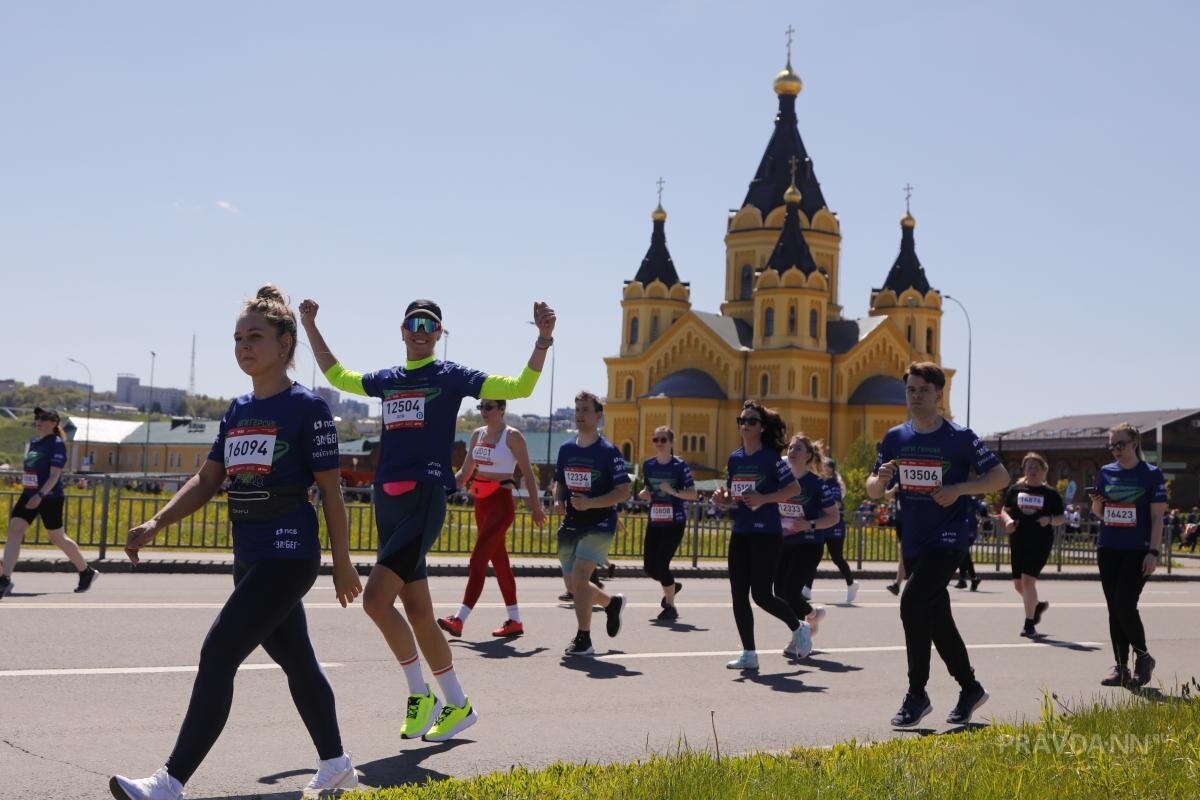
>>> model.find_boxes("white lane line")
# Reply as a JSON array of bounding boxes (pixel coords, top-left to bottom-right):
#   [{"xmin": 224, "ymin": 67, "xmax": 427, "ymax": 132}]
[
  {"xmin": 5, "ymin": 601, "xmax": 1200, "ymax": 610},
  {"xmin": 596, "ymin": 642, "xmax": 1104, "ymax": 662},
  {"xmin": 0, "ymin": 662, "xmax": 342, "ymax": 678}
]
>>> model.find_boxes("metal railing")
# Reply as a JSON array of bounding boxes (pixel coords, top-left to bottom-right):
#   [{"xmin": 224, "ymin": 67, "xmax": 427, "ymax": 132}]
[{"xmin": 0, "ymin": 473, "xmax": 1175, "ymax": 573}]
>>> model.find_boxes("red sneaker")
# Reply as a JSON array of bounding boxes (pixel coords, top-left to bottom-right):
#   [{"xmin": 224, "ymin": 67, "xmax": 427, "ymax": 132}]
[
  {"xmin": 492, "ymin": 619, "xmax": 524, "ymax": 638},
  {"xmin": 437, "ymin": 616, "xmax": 464, "ymax": 637}
]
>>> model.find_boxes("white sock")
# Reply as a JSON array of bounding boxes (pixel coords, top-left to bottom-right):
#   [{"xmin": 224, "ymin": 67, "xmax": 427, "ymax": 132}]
[
  {"xmin": 506, "ymin": 604, "xmax": 521, "ymax": 622},
  {"xmin": 457, "ymin": 604, "xmax": 472, "ymax": 623},
  {"xmin": 400, "ymin": 655, "xmax": 426, "ymax": 695},
  {"xmin": 320, "ymin": 753, "xmax": 351, "ymax": 770},
  {"xmin": 432, "ymin": 663, "xmax": 467, "ymax": 707}
]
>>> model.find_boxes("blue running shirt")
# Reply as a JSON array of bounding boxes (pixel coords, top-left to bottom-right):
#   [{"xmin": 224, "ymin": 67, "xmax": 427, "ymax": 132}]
[
  {"xmin": 780, "ymin": 471, "xmax": 836, "ymax": 544},
  {"xmin": 1096, "ymin": 461, "xmax": 1167, "ymax": 550},
  {"xmin": 556, "ymin": 436, "xmax": 630, "ymax": 533},
  {"xmin": 642, "ymin": 456, "xmax": 695, "ymax": 526},
  {"xmin": 726, "ymin": 447, "xmax": 795, "ymax": 534},
  {"xmin": 22, "ymin": 435, "xmax": 67, "ymax": 497}
]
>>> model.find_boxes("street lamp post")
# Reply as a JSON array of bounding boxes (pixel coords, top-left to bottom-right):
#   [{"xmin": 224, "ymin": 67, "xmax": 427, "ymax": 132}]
[
  {"xmin": 67, "ymin": 357, "xmax": 93, "ymax": 472},
  {"xmin": 942, "ymin": 293, "xmax": 973, "ymax": 429},
  {"xmin": 144, "ymin": 351, "xmax": 156, "ymax": 475},
  {"xmin": 442, "ymin": 329, "xmax": 450, "ymax": 362}
]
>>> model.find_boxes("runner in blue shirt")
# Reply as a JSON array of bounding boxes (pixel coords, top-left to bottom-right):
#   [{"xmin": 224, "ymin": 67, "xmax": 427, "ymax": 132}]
[
  {"xmin": 816, "ymin": 457, "xmax": 860, "ymax": 604},
  {"xmin": 712, "ymin": 401, "xmax": 816, "ymax": 671},
  {"xmin": 555, "ymin": 391, "xmax": 632, "ymax": 655},
  {"xmin": 1087, "ymin": 422, "xmax": 1167, "ymax": 688},
  {"xmin": 638, "ymin": 426, "xmax": 698, "ymax": 621},
  {"xmin": 867, "ymin": 362, "xmax": 1009, "ymax": 728},
  {"xmin": 112, "ymin": 285, "xmax": 362, "ymax": 800},
  {"xmin": 301, "ymin": 295, "xmax": 555, "ymax": 741},
  {"xmin": 1, "ymin": 407, "xmax": 99, "ymax": 598}
]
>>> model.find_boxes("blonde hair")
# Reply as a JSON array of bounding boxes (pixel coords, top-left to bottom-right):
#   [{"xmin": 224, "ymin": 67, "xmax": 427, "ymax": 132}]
[
  {"xmin": 241, "ymin": 284, "xmax": 298, "ymax": 368},
  {"xmin": 1109, "ymin": 422, "xmax": 1143, "ymax": 459},
  {"xmin": 788, "ymin": 433, "xmax": 824, "ymax": 469},
  {"xmin": 1014, "ymin": 451, "xmax": 1049, "ymax": 486}
]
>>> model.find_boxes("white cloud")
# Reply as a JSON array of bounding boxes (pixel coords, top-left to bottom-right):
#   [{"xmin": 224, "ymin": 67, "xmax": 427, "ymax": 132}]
[{"xmin": 214, "ymin": 200, "xmax": 240, "ymax": 214}]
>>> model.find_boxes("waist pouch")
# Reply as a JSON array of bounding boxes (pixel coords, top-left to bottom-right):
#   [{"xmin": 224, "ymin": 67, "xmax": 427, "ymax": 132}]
[
  {"xmin": 471, "ymin": 476, "xmax": 517, "ymax": 499},
  {"xmin": 227, "ymin": 486, "xmax": 310, "ymax": 523}
]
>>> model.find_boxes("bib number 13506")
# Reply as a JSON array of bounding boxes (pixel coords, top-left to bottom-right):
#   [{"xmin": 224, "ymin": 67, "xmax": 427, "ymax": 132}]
[{"xmin": 898, "ymin": 459, "xmax": 942, "ymax": 493}]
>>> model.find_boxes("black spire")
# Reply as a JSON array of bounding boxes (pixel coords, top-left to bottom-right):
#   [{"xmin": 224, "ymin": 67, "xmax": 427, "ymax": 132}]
[
  {"xmin": 765, "ymin": 184, "xmax": 820, "ymax": 276},
  {"xmin": 743, "ymin": 92, "xmax": 828, "ymax": 221},
  {"xmin": 630, "ymin": 207, "xmax": 682, "ymax": 287},
  {"xmin": 879, "ymin": 215, "xmax": 931, "ymax": 294}
]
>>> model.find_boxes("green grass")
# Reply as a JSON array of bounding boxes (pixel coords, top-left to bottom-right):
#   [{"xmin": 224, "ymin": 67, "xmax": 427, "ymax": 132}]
[{"xmin": 343, "ymin": 690, "xmax": 1200, "ymax": 800}]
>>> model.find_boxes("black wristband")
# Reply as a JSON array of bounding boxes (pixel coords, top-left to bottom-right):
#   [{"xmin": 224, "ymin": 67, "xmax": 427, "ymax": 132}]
[{"xmin": 1148, "ymin": 548, "xmax": 1159, "ymax": 557}]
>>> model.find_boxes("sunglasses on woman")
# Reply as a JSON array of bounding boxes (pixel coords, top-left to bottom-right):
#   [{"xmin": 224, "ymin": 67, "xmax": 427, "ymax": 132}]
[
  {"xmin": 403, "ymin": 316, "xmax": 441, "ymax": 334},
  {"xmin": 652, "ymin": 437, "xmax": 670, "ymax": 444},
  {"xmin": 477, "ymin": 403, "xmax": 500, "ymax": 412},
  {"xmin": 736, "ymin": 417, "xmax": 761, "ymax": 427}
]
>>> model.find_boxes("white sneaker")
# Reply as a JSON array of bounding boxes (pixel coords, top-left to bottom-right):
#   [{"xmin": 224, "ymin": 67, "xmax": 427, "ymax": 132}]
[
  {"xmin": 846, "ymin": 581, "xmax": 860, "ymax": 604},
  {"xmin": 801, "ymin": 585, "xmax": 813, "ymax": 600},
  {"xmin": 302, "ymin": 753, "xmax": 359, "ymax": 798},
  {"xmin": 805, "ymin": 605, "xmax": 827, "ymax": 636},
  {"xmin": 788, "ymin": 621, "xmax": 813, "ymax": 659},
  {"xmin": 109, "ymin": 767, "xmax": 183, "ymax": 800},
  {"xmin": 726, "ymin": 650, "xmax": 759, "ymax": 670}
]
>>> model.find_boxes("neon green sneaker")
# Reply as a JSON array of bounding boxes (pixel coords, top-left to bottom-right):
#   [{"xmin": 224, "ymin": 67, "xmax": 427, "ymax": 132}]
[
  {"xmin": 422, "ymin": 698, "xmax": 478, "ymax": 742},
  {"xmin": 401, "ymin": 685, "xmax": 442, "ymax": 739}
]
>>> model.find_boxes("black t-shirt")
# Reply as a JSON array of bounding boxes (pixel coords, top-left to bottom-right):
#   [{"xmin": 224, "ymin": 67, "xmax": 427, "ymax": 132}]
[{"xmin": 1003, "ymin": 484, "xmax": 1064, "ymax": 539}]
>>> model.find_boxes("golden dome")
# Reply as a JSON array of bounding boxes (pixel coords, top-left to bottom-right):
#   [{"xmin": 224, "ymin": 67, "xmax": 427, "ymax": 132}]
[
  {"xmin": 901, "ymin": 212, "xmax": 916, "ymax": 229},
  {"xmin": 783, "ymin": 182, "xmax": 802, "ymax": 205},
  {"xmin": 774, "ymin": 61, "xmax": 802, "ymax": 96},
  {"xmin": 652, "ymin": 203, "xmax": 667, "ymax": 222}
]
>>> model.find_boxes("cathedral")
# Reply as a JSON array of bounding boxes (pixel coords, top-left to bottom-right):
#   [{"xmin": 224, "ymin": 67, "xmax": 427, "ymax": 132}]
[{"xmin": 603, "ymin": 52, "xmax": 953, "ymax": 479}]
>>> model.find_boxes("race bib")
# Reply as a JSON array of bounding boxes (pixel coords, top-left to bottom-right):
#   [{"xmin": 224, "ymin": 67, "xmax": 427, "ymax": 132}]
[
  {"xmin": 21, "ymin": 471, "xmax": 38, "ymax": 489},
  {"xmin": 778, "ymin": 502, "xmax": 805, "ymax": 519},
  {"xmin": 225, "ymin": 426, "xmax": 278, "ymax": 475},
  {"xmin": 1103, "ymin": 504, "xmax": 1137, "ymax": 527},
  {"xmin": 650, "ymin": 503, "xmax": 674, "ymax": 522},
  {"xmin": 1016, "ymin": 492, "xmax": 1045, "ymax": 514},
  {"xmin": 472, "ymin": 443, "xmax": 494, "ymax": 466},
  {"xmin": 382, "ymin": 392, "xmax": 425, "ymax": 431},
  {"xmin": 564, "ymin": 467, "xmax": 592, "ymax": 492},
  {"xmin": 730, "ymin": 479, "xmax": 757, "ymax": 500},
  {"xmin": 899, "ymin": 459, "xmax": 942, "ymax": 493}
]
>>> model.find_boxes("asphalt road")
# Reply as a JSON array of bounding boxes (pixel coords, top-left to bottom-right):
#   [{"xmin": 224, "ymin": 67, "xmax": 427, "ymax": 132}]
[{"xmin": 2, "ymin": 571, "xmax": 1197, "ymax": 799}]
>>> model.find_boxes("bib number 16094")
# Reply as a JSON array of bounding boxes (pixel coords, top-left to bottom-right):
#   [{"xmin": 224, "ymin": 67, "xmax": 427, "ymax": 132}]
[{"xmin": 225, "ymin": 426, "xmax": 278, "ymax": 475}]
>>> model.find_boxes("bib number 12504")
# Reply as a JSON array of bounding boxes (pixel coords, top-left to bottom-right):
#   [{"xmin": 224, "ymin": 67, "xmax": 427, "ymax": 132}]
[{"xmin": 383, "ymin": 392, "xmax": 426, "ymax": 431}]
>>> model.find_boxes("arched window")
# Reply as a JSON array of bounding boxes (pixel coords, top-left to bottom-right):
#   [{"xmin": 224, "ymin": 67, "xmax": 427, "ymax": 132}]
[
  {"xmin": 925, "ymin": 327, "xmax": 934, "ymax": 355},
  {"xmin": 650, "ymin": 314, "xmax": 659, "ymax": 342},
  {"xmin": 622, "ymin": 442, "xmax": 632, "ymax": 461},
  {"xmin": 764, "ymin": 307, "xmax": 775, "ymax": 337},
  {"xmin": 699, "ymin": 435, "xmax": 706, "ymax": 453},
  {"xmin": 629, "ymin": 316, "xmax": 639, "ymax": 345},
  {"xmin": 906, "ymin": 324, "xmax": 913, "ymax": 344},
  {"xmin": 809, "ymin": 309, "xmax": 819, "ymax": 338},
  {"xmin": 740, "ymin": 265, "xmax": 753, "ymax": 299},
  {"xmin": 760, "ymin": 373, "xmax": 770, "ymax": 397},
  {"xmin": 811, "ymin": 374, "xmax": 819, "ymax": 399},
  {"xmin": 788, "ymin": 305, "xmax": 797, "ymax": 334},
  {"xmin": 690, "ymin": 435, "xmax": 699, "ymax": 452},
  {"xmin": 624, "ymin": 378, "xmax": 633, "ymax": 401}
]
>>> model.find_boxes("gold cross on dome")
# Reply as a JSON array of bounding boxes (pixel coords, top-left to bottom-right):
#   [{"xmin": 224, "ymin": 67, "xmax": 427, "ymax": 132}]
[
  {"xmin": 656, "ymin": 176, "xmax": 665, "ymax": 205},
  {"xmin": 789, "ymin": 156, "xmax": 799, "ymax": 185},
  {"xmin": 903, "ymin": 183, "xmax": 914, "ymax": 214},
  {"xmin": 785, "ymin": 25, "xmax": 795, "ymax": 61}
]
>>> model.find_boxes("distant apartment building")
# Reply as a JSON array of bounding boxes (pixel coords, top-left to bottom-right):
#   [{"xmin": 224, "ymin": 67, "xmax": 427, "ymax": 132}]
[
  {"xmin": 38, "ymin": 375, "xmax": 93, "ymax": 393},
  {"xmin": 314, "ymin": 386, "xmax": 370, "ymax": 420},
  {"xmin": 116, "ymin": 373, "xmax": 186, "ymax": 414},
  {"xmin": 0, "ymin": 378, "xmax": 21, "ymax": 393}
]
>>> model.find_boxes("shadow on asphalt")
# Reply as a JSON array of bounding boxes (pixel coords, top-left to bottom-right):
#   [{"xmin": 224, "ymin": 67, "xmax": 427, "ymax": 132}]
[
  {"xmin": 803, "ymin": 654, "xmax": 864, "ymax": 673},
  {"xmin": 354, "ymin": 740, "xmax": 462, "ymax": 791},
  {"xmin": 893, "ymin": 722, "xmax": 988, "ymax": 738},
  {"xmin": 733, "ymin": 669, "xmax": 826, "ymax": 694},
  {"xmin": 648, "ymin": 618, "xmax": 711, "ymax": 633},
  {"xmin": 449, "ymin": 638, "xmax": 549, "ymax": 659},
  {"xmin": 561, "ymin": 653, "xmax": 644, "ymax": 678},
  {"xmin": 1032, "ymin": 637, "xmax": 1102, "ymax": 653}
]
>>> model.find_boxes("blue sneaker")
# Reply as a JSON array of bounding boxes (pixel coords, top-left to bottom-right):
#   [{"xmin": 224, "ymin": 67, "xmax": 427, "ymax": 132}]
[{"xmin": 785, "ymin": 621, "xmax": 813, "ymax": 659}]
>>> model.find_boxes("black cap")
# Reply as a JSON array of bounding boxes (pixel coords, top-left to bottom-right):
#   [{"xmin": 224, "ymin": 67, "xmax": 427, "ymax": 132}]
[
  {"xmin": 404, "ymin": 299, "xmax": 442, "ymax": 324},
  {"xmin": 33, "ymin": 406, "xmax": 60, "ymax": 422}
]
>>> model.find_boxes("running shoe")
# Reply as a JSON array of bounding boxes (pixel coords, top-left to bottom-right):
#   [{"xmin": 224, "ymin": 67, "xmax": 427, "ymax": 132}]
[
  {"xmin": 607, "ymin": 562, "xmax": 616, "ymax": 578},
  {"xmin": 75, "ymin": 567, "xmax": 99, "ymax": 593},
  {"xmin": 302, "ymin": 753, "xmax": 358, "ymax": 798},
  {"xmin": 1019, "ymin": 622, "xmax": 1039, "ymax": 639},
  {"xmin": 805, "ymin": 605, "xmax": 827, "ymax": 636},
  {"xmin": 401, "ymin": 685, "xmax": 442, "ymax": 739},
  {"xmin": 886, "ymin": 582, "xmax": 900, "ymax": 596},
  {"xmin": 787, "ymin": 621, "xmax": 813, "ymax": 659},
  {"xmin": 846, "ymin": 581, "xmax": 860, "ymax": 604},
  {"xmin": 726, "ymin": 650, "xmax": 759, "ymax": 670},
  {"xmin": 558, "ymin": 591, "xmax": 574, "ymax": 602},
  {"xmin": 108, "ymin": 768, "xmax": 183, "ymax": 800},
  {"xmin": 491, "ymin": 619, "xmax": 524, "ymax": 638},
  {"xmin": 589, "ymin": 571, "xmax": 605, "ymax": 589},
  {"xmin": 890, "ymin": 691, "xmax": 933, "ymax": 727},
  {"xmin": 1033, "ymin": 601, "xmax": 1049, "ymax": 626},
  {"xmin": 564, "ymin": 633, "xmax": 594, "ymax": 656},
  {"xmin": 1100, "ymin": 664, "xmax": 1131, "ymax": 687},
  {"xmin": 423, "ymin": 699, "xmax": 478, "ymax": 742},
  {"xmin": 661, "ymin": 581, "xmax": 683, "ymax": 608},
  {"xmin": 970, "ymin": 577, "xmax": 982, "ymax": 592},
  {"xmin": 801, "ymin": 585, "xmax": 813, "ymax": 601},
  {"xmin": 1134, "ymin": 651, "xmax": 1156, "ymax": 687},
  {"xmin": 657, "ymin": 605, "xmax": 679, "ymax": 622},
  {"xmin": 436, "ymin": 615, "xmax": 464, "ymax": 638},
  {"xmin": 605, "ymin": 593, "xmax": 625, "ymax": 637},
  {"xmin": 946, "ymin": 682, "xmax": 989, "ymax": 724},
  {"xmin": 954, "ymin": 579, "xmax": 968, "ymax": 589},
  {"xmin": 0, "ymin": 576, "xmax": 12, "ymax": 599}
]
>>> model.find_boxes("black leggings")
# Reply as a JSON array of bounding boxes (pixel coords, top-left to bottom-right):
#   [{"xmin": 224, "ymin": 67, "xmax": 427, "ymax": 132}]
[
  {"xmin": 958, "ymin": 549, "xmax": 977, "ymax": 580},
  {"xmin": 1097, "ymin": 548, "xmax": 1150, "ymax": 665},
  {"xmin": 644, "ymin": 524, "xmax": 685, "ymax": 587},
  {"xmin": 166, "ymin": 558, "xmax": 341, "ymax": 785},
  {"xmin": 728, "ymin": 532, "xmax": 799, "ymax": 651},
  {"xmin": 900, "ymin": 548, "xmax": 976, "ymax": 694},
  {"xmin": 776, "ymin": 541, "xmax": 821, "ymax": 618},
  {"xmin": 815, "ymin": 537, "xmax": 855, "ymax": 586}
]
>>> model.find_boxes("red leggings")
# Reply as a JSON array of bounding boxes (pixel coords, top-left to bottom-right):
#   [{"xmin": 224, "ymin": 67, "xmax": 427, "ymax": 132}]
[{"xmin": 462, "ymin": 488, "xmax": 518, "ymax": 608}]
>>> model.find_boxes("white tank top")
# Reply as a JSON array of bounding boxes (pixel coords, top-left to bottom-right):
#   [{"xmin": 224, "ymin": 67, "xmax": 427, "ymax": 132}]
[{"xmin": 471, "ymin": 427, "xmax": 517, "ymax": 475}]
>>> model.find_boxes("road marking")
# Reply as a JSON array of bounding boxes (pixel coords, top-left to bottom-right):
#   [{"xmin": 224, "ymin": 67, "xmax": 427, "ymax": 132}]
[
  {"xmin": 596, "ymin": 642, "xmax": 1105, "ymax": 662},
  {"xmin": 0, "ymin": 663, "xmax": 342, "ymax": 678}
]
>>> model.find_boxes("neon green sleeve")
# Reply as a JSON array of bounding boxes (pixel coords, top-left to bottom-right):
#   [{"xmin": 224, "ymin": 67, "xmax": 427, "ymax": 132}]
[
  {"xmin": 323, "ymin": 363, "xmax": 367, "ymax": 396},
  {"xmin": 480, "ymin": 366, "xmax": 541, "ymax": 400}
]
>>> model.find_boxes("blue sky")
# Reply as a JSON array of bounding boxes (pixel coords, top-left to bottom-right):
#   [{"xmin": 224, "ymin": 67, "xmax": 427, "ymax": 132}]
[{"xmin": 2, "ymin": 1, "xmax": 1197, "ymax": 439}]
